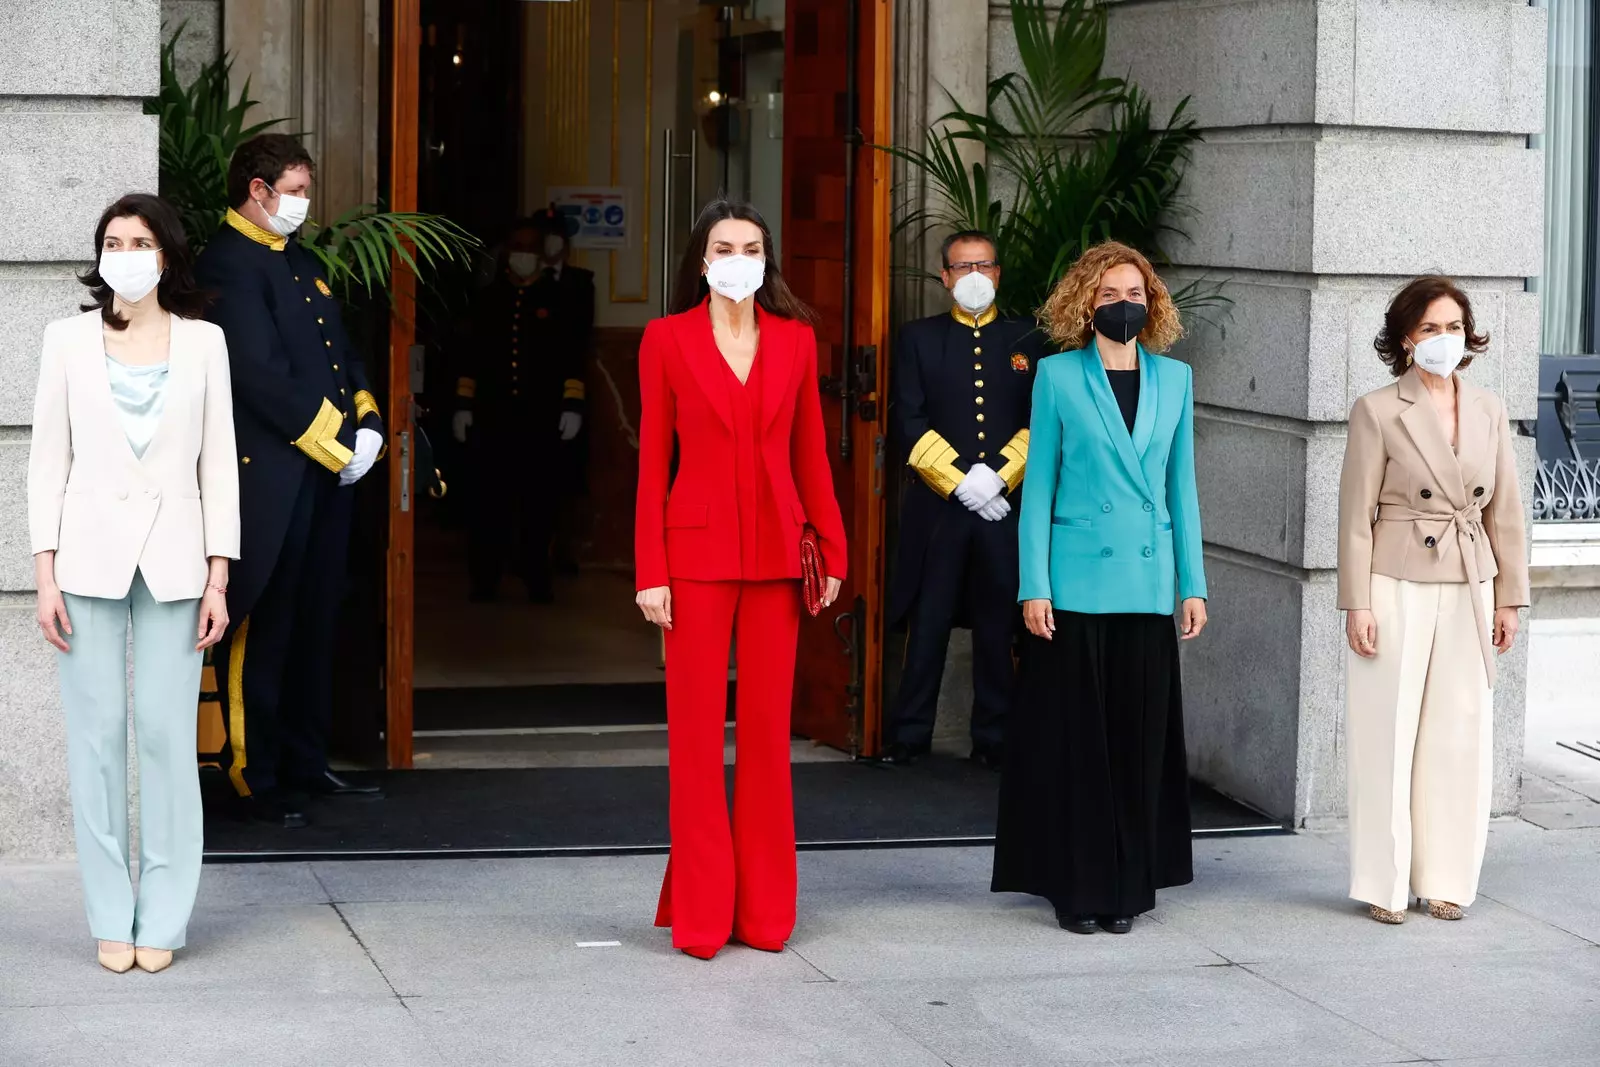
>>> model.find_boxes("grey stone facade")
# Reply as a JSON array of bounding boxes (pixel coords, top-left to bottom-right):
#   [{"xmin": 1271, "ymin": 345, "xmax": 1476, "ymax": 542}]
[{"xmin": 1, "ymin": 2, "xmax": 162, "ymax": 858}]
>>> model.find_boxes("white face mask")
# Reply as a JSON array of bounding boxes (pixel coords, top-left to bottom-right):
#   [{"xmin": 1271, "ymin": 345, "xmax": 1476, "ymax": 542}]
[
  {"xmin": 1411, "ymin": 333, "xmax": 1466, "ymax": 377},
  {"xmin": 264, "ymin": 186, "xmax": 310, "ymax": 237},
  {"xmin": 704, "ymin": 254, "xmax": 765, "ymax": 304},
  {"xmin": 542, "ymin": 234, "xmax": 566, "ymax": 259},
  {"xmin": 951, "ymin": 270, "xmax": 996, "ymax": 315},
  {"xmin": 99, "ymin": 249, "xmax": 164, "ymax": 304},
  {"xmin": 508, "ymin": 252, "xmax": 542, "ymax": 277}
]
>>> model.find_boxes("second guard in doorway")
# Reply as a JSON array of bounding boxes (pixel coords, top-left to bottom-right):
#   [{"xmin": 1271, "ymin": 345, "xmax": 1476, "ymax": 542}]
[
  {"xmin": 453, "ymin": 210, "xmax": 592, "ymax": 602},
  {"xmin": 883, "ymin": 231, "xmax": 1049, "ymax": 767}
]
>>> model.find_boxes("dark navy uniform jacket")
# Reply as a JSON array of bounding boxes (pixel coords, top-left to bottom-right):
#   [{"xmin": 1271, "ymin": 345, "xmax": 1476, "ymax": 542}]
[
  {"xmin": 887, "ymin": 306, "xmax": 1050, "ymax": 624},
  {"xmin": 455, "ymin": 265, "xmax": 592, "ymax": 426},
  {"xmin": 194, "ymin": 210, "xmax": 385, "ymax": 620}
]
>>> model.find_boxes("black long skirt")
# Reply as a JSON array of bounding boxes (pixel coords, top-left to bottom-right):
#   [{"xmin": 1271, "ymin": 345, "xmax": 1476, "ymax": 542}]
[{"xmin": 990, "ymin": 610, "xmax": 1193, "ymax": 916}]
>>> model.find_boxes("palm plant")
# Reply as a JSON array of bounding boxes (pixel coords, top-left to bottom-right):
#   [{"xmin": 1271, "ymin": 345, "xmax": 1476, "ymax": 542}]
[
  {"xmin": 147, "ymin": 29, "xmax": 479, "ymax": 303},
  {"xmin": 885, "ymin": 0, "xmax": 1228, "ymax": 323}
]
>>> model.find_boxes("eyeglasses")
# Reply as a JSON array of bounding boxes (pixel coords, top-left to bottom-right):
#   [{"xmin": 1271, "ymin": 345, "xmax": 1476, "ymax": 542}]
[{"xmin": 947, "ymin": 260, "xmax": 1000, "ymax": 273}]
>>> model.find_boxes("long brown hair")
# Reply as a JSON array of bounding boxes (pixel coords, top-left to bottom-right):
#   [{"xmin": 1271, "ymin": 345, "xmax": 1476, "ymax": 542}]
[
  {"xmin": 668, "ymin": 199, "xmax": 816, "ymax": 324},
  {"xmin": 79, "ymin": 193, "xmax": 209, "ymax": 330}
]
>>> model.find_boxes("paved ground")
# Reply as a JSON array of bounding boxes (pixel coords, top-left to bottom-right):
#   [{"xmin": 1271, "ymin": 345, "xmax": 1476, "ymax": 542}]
[
  {"xmin": 5, "ymin": 688, "xmax": 1598, "ymax": 1067},
  {"xmin": 2, "ymin": 809, "xmax": 1598, "ymax": 1066}
]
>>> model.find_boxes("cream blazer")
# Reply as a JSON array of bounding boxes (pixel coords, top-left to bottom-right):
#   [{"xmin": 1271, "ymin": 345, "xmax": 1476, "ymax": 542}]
[
  {"xmin": 28, "ymin": 311, "xmax": 241, "ymax": 602},
  {"xmin": 1337, "ymin": 367, "xmax": 1529, "ymax": 681}
]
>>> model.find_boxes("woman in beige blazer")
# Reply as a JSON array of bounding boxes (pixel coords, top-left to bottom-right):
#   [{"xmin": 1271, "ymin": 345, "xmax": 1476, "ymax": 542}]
[
  {"xmin": 28, "ymin": 194, "xmax": 240, "ymax": 974},
  {"xmin": 1337, "ymin": 275, "xmax": 1528, "ymax": 925}
]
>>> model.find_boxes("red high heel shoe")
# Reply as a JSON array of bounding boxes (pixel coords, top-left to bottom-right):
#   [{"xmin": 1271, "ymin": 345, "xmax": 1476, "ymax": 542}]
[{"xmin": 679, "ymin": 944, "xmax": 720, "ymax": 961}]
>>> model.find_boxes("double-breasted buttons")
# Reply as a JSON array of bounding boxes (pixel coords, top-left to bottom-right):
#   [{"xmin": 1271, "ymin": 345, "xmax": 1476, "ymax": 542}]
[
  {"xmin": 1102, "ymin": 503, "xmax": 1112, "ymax": 513},
  {"xmin": 1473, "ymin": 486, "xmax": 1485, "ymax": 497},
  {"xmin": 1142, "ymin": 547, "xmax": 1153, "ymax": 558},
  {"xmin": 1101, "ymin": 547, "xmax": 1114, "ymax": 557},
  {"xmin": 1420, "ymin": 488, "xmax": 1432, "ymax": 499},
  {"xmin": 1424, "ymin": 536, "xmax": 1438, "ymax": 548}
]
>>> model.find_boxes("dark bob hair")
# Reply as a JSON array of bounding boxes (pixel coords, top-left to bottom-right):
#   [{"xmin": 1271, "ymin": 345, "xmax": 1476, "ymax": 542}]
[
  {"xmin": 1373, "ymin": 275, "xmax": 1489, "ymax": 377},
  {"xmin": 669, "ymin": 198, "xmax": 816, "ymax": 325},
  {"xmin": 78, "ymin": 193, "xmax": 208, "ymax": 329}
]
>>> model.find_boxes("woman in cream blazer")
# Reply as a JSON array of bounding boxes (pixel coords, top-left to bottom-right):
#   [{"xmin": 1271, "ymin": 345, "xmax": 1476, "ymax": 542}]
[
  {"xmin": 1337, "ymin": 275, "xmax": 1528, "ymax": 926},
  {"xmin": 28, "ymin": 194, "xmax": 239, "ymax": 974}
]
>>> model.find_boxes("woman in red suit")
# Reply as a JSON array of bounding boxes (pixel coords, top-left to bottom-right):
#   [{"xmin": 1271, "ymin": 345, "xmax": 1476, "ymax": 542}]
[{"xmin": 635, "ymin": 199, "xmax": 847, "ymax": 960}]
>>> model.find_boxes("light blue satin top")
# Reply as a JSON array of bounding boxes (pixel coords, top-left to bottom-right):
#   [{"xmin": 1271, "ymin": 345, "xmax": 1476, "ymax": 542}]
[{"xmin": 105, "ymin": 356, "xmax": 169, "ymax": 459}]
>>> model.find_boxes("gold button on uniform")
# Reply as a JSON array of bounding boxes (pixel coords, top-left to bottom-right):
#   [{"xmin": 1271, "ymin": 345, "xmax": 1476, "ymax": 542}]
[
  {"xmin": 340, "ymin": 388, "xmax": 347, "ymax": 396},
  {"xmin": 973, "ymin": 347, "xmax": 982, "ymax": 355},
  {"xmin": 305, "ymin": 297, "xmax": 312, "ymax": 303},
  {"xmin": 973, "ymin": 330, "xmax": 981, "ymax": 339},
  {"xmin": 974, "ymin": 363, "xmax": 982, "ymax": 371},
  {"xmin": 976, "ymin": 413, "xmax": 985, "ymax": 422},
  {"xmin": 241, "ymin": 456, "xmax": 251, "ymax": 465},
  {"xmin": 975, "ymin": 380, "xmax": 984, "ymax": 388},
  {"xmin": 975, "ymin": 397, "xmax": 984, "ymax": 405},
  {"xmin": 511, "ymin": 362, "xmax": 518, "ymax": 368},
  {"xmin": 317, "ymin": 317, "xmax": 325, "ymax": 325},
  {"xmin": 332, "ymin": 364, "xmax": 339, "ymax": 371},
  {"xmin": 977, "ymin": 432, "xmax": 986, "ymax": 441},
  {"xmin": 977, "ymin": 452, "xmax": 986, "ymax": 460},
  {"xmin": 325, "ymin": 340, "xmax": 332, "ymax": 348}
]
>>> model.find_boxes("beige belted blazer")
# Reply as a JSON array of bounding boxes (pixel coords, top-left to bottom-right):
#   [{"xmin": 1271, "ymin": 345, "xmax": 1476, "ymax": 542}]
[
  {"xmin": 28, "ymin": 310, "xmax": 241, "ymax": 602},
  {"xmin": 1336, "ymin": 366, "xmax": 1529, "ymax": 683}
]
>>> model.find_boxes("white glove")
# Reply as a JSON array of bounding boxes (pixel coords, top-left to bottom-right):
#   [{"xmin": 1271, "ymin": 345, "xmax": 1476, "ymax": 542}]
[
  {"xmin": 559, "ymin": 411, "xmax": 583, "ymax": 441},
  {"xmin": 339, "ymin": 428, "xmax": 384, "ymax": 486},
  {"xmin": 452, "ymin": 410, "xmax": 473, "ymax": 444},
  {"xmin": 977, "ymin": 495, "xmax": 1012, "ymax": 522},
  {"xmin": 953, "ymin": 463, "xmax": 1006, "ymax": 512}
]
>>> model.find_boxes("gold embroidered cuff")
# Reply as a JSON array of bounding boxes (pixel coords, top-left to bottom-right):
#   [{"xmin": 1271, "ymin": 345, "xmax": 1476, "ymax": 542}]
[
  {"xmin": 225, "ymin": 208, "xmax": 287, "ymax": 252},
  {"xmin": 909, "ymin": 430, "xmax": 964, "ymax": 499},
  {"xmin": 457, "ymin": 377, "xmax": 476, "ymax": 399},
  {"xmin": 563, "ymin": 379, "xmax": 586, "ymax": 401},
  {"xmin": 997, "ymin": 429, "xmax": 1029, "ymax": 493},
  {"xmin": 353, "ymin": 390, "xmax": 381, "ymax": 424},
  {"xmin": 292, "ymin": 398, "xmax": 356, "ymax": 474}
]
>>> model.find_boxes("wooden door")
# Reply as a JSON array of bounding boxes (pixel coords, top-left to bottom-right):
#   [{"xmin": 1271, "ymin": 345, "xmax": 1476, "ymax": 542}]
[
  {"xmin": 783, "ymin": 0, "xmax": 893, "ymax": 755},
  {"xmin": 385, "ymin": 0, "xmax": 422, "ymax": 768}
]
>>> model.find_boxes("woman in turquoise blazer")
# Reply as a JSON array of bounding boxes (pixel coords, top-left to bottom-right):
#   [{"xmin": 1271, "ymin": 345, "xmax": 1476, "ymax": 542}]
[{"xmin": 991, "ymin": 241, "xmax": 1209, "ymax": 936}]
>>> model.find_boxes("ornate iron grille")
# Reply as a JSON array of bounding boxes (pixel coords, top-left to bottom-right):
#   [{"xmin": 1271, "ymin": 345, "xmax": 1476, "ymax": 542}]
[{"xmin": 1534, "ymin": 459, "xmax": 1600, "ymax": 521}]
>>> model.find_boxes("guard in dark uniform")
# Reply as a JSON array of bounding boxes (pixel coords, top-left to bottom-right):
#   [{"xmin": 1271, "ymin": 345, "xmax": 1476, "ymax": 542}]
[
  {"xmin": 882, "ymin": 231, "xmax": 1049, "ymax": 767},
  {"xmin": 195, "ymin": 134, "xmax": 384, "ymax": 826},
  {"xmin": 452, "ymin": 210, "xmax": 592, "ymax": 602}
]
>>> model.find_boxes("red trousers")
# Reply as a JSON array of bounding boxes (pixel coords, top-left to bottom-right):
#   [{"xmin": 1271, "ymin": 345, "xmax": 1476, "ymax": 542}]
[{"xmin": 655, "ymin": 578, "xmax": 800, "ymax": 950}]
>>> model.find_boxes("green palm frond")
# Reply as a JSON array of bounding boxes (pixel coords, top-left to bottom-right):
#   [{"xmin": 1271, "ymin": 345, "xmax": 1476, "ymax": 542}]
[
  {"xmin": 150, "ymin": 24, "xmax": 481, "ymax": 308},
  {"xmin": 877, "ymin": 0, "xmax": 1231, "ymax": 326}
]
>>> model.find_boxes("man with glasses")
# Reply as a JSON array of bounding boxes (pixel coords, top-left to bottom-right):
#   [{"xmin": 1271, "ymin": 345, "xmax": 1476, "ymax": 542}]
[{"xmin": 882, "ymin": 230, "xmax": 1048, "ymax": 768}]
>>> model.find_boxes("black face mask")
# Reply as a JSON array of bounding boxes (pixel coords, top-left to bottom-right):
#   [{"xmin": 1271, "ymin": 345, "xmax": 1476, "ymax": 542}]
[{"xmin": 1093, "ymin": 300, "xmax": 1148, "ymax": 345}]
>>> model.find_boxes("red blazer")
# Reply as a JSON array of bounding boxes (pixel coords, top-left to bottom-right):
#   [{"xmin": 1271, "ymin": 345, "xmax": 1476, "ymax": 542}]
[{"xmin": 635, "ymin": 302, "xmax": 848, "ymax": 590}]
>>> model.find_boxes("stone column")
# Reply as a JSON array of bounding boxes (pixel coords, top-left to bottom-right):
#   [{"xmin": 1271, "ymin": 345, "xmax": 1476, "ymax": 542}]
[
  {"xmin": 1099, "ymin": 0, "xmax": 1546, "ymax": 824},
  {"xmin": 0, "ymin": 1, "xmax": 161, "ymax": 859}
]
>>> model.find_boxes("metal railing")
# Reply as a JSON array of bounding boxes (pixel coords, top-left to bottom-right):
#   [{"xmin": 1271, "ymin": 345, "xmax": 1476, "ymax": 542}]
[{"xmin": 1533, "ymin": 458, "xmax": 1600, "ymax": 521}]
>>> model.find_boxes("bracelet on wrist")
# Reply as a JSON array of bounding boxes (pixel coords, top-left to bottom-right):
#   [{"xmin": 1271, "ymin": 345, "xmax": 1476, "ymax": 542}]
[{"xmin": 206, "ymin": 582, "xmax": 228, "ymax": 595}]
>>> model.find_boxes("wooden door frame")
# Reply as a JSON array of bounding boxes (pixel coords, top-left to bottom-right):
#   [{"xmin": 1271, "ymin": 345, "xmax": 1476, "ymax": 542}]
[
  {"xmin": 853, "ymin": 0, "xmax": 894, "ymax": 757},
  {"xmin": 386, "ymin": 0, "xmax": 421, "ymax": 769}
]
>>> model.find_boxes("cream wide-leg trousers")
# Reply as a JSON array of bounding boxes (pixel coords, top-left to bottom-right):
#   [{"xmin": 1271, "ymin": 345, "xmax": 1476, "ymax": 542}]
[{"xmin": 1346, "ymin": 575, "xmax": 1493, "ymax": 913}]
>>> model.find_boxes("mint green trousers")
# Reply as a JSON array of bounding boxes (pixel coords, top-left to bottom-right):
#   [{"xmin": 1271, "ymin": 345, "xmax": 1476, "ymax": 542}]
[{"xmin": 58, "ymin": 573, "xmax": 204, "ymax": 949}]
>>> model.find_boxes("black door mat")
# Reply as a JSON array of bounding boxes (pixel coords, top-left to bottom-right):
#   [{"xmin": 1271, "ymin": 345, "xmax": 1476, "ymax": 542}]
[
  {"xmin": 201, "ymin": 758, "xmax": 1285, "ymax": 861},
  {"xmin": 413, "ymin": 682, "xmax": 735, "ymax": 733}
]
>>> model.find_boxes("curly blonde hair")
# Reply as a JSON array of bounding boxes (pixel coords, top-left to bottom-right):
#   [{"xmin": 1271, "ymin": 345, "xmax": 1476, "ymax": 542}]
[{"xmin": 1038, "ymin": 241, "xmax": 1184, "ymax": 353}]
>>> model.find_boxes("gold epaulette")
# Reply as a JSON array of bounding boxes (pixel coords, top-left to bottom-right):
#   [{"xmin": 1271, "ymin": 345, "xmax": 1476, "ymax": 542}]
[
  {"xmin": 908, "ymin": 430, "xmax": 964, "ymax": 499},
  {"xmin": 997, "ymin": 429, "xmax": 1029, "ymax": 493},
  {"xmin": 292, "ymin": 398, "xmax": 355, "ymax": 474},
  {"xmin": 563, "ymin": 379, "xmax": 586, "ymax": 402}
]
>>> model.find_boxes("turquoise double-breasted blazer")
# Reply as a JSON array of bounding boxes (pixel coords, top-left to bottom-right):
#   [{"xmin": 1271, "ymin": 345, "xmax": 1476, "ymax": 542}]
[{"xmin": 1017, "ymin": 342, "xmax": 1207, "ymax": 615}]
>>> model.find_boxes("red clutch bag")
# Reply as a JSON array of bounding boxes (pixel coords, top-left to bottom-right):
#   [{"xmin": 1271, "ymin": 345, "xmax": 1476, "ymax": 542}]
[{"xmin": 799, "ymin": 524, "xmax": 826, "ymax": 618}]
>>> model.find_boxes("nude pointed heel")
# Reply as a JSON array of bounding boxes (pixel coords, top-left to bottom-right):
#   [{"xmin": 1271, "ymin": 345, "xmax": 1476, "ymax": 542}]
[
  {"xmin": 133, "ymin": 947, "xmax": 173, "ymax": 973},
  {"xmin": 97, "ymin": 942, "xmax": 135, "ymax": 973}
]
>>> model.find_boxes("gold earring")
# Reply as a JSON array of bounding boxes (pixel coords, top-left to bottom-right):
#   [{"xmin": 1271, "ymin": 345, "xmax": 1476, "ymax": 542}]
[{"xmin": 1405, "ymin": 351, "xmax": 1413, "ymax": 366}]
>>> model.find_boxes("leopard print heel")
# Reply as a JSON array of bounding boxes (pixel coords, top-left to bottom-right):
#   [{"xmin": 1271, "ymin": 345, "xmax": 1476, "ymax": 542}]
[
  {"xmin": 1426, "ymin": 899, "xmax": 1464, "ymax": 921},
  {"xmin": 1369, "ymin": 904, "xmax": 1406, "ymax": 925}
]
